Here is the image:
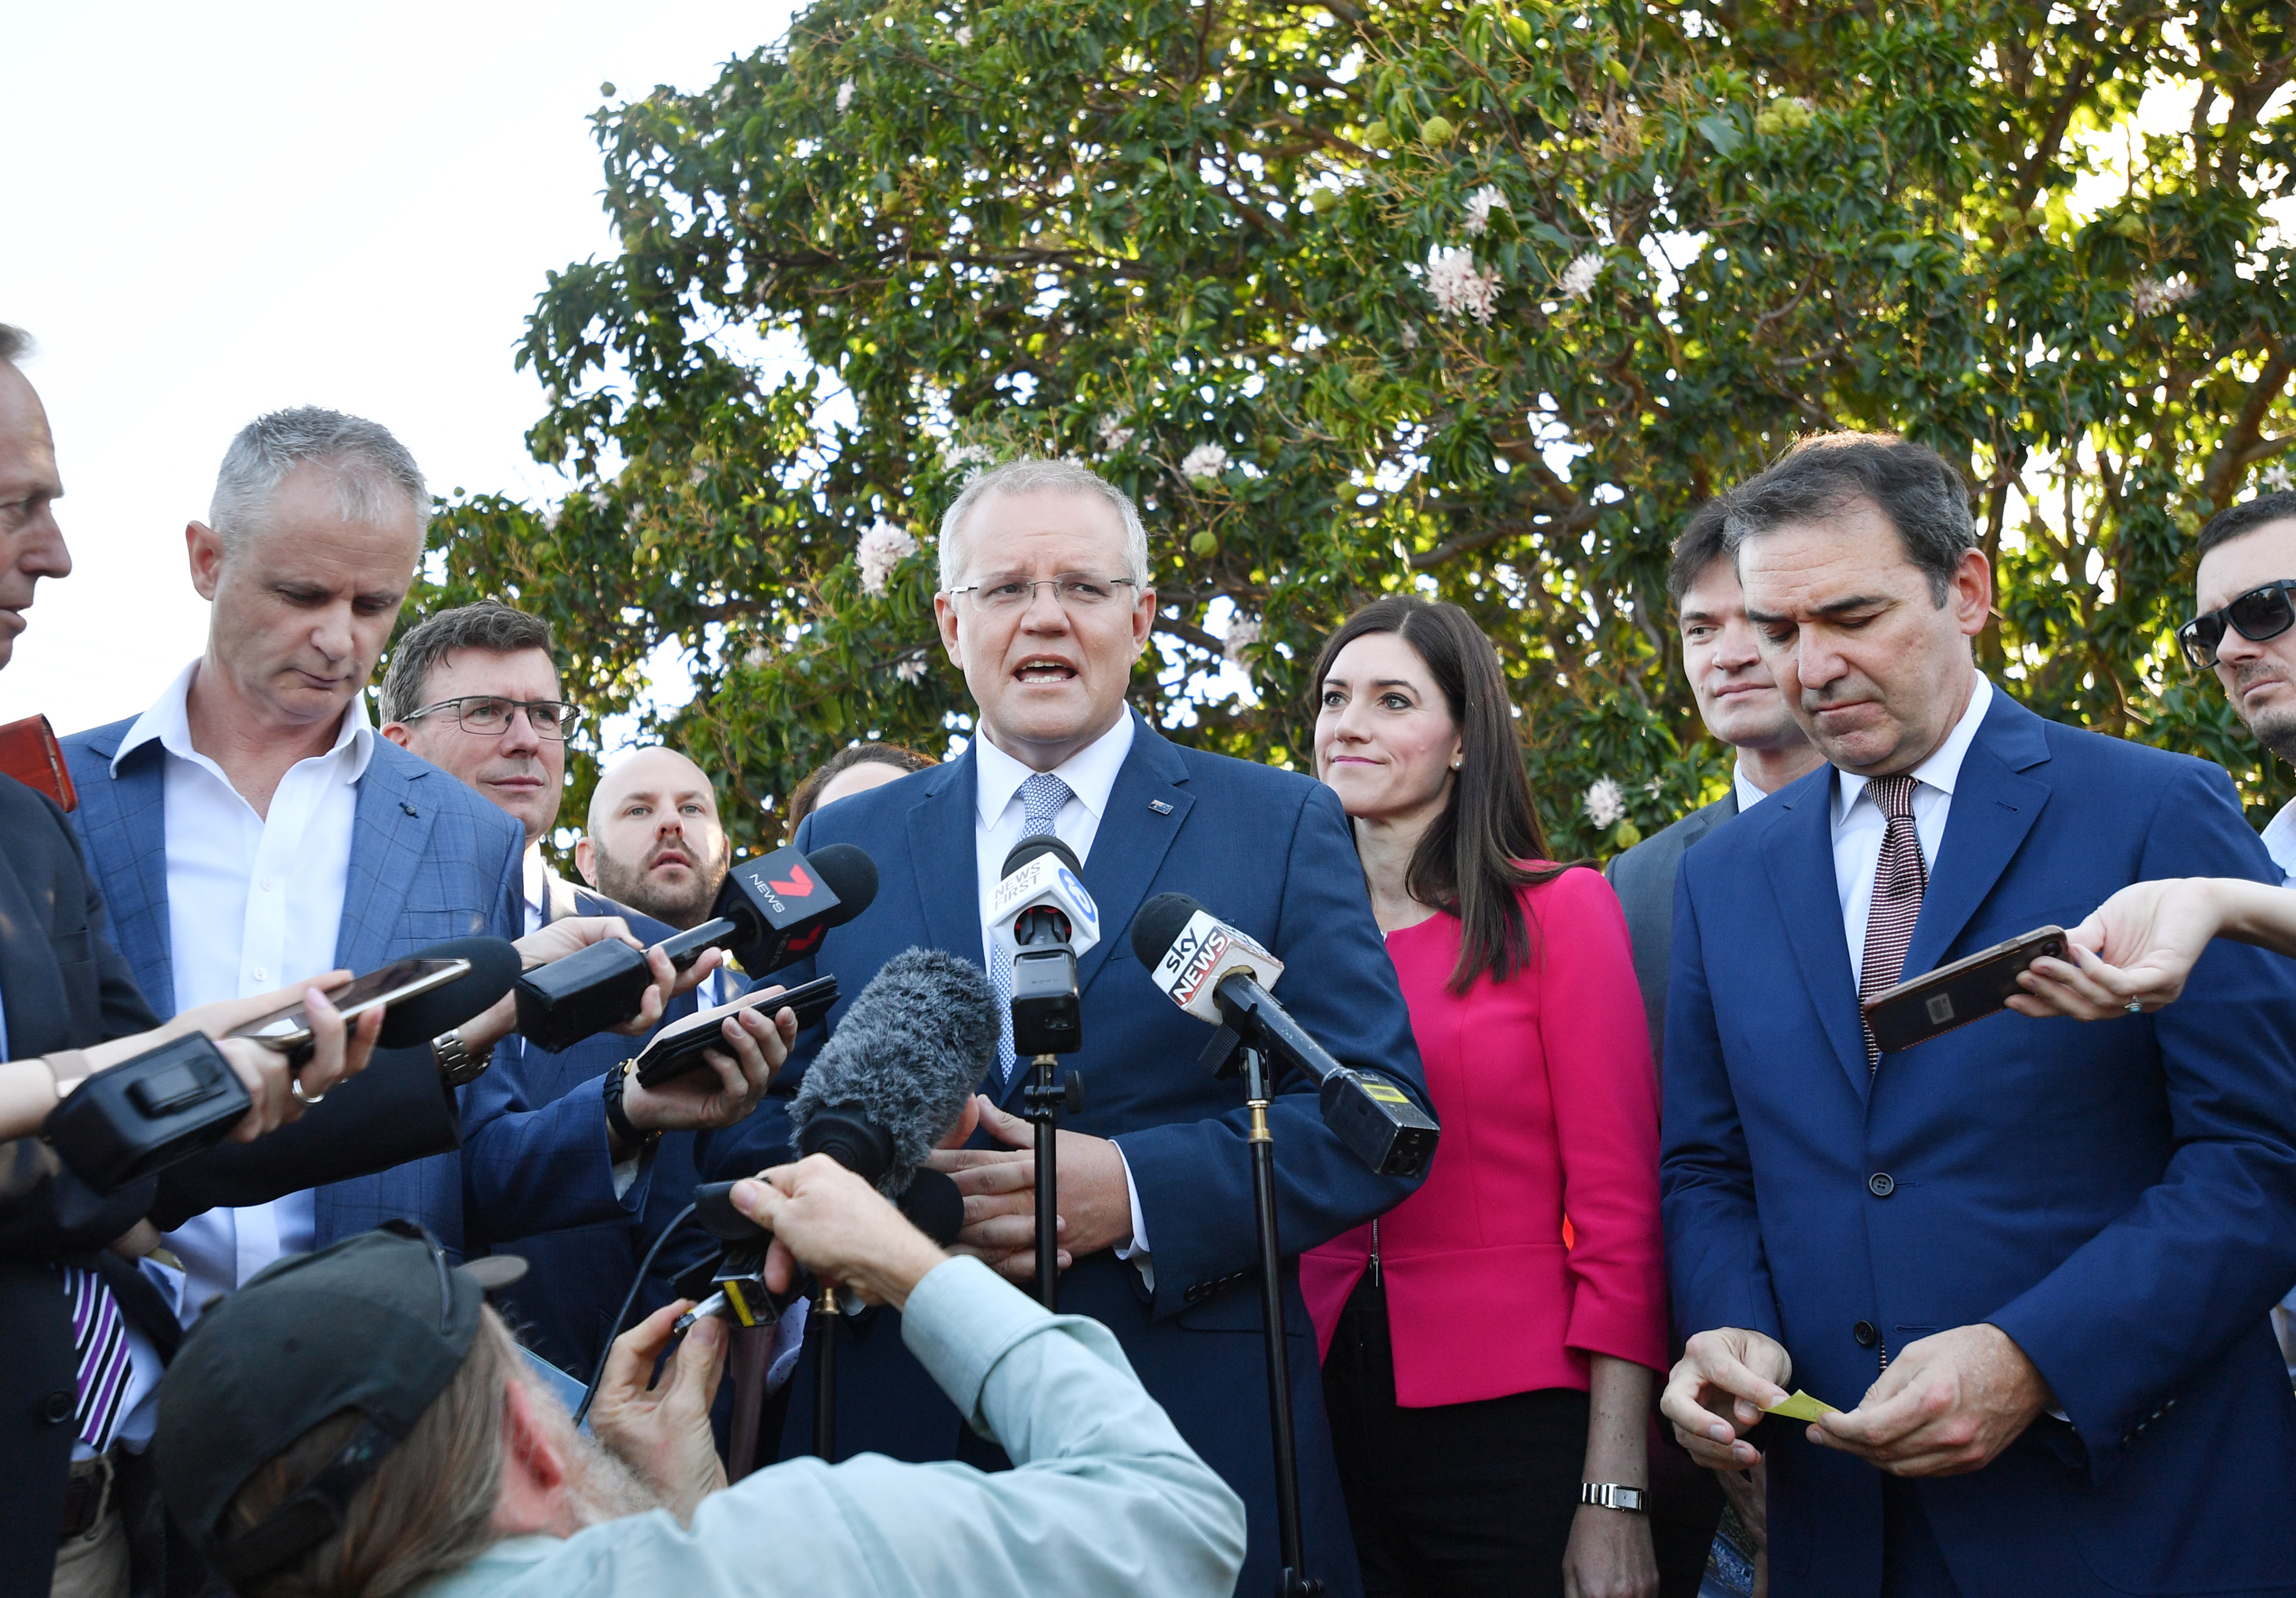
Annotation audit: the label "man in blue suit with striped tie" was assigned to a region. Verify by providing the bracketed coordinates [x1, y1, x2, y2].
[1658, 435, 2296, 1595]
[698, 457, 1430, 1598]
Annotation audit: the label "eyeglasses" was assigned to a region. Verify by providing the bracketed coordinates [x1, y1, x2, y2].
[943, 575, 1141, 613]
[400, 695, 583, 740]
[2178, 580, 2296, 670]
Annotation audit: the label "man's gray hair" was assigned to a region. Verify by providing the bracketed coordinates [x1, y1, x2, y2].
[937, 457, 1151, 590]
[379, 599, 558, 722]
[209, 406, 430, 554]
[1723, 433, 1976, 605]
[0, 324, 30, 365]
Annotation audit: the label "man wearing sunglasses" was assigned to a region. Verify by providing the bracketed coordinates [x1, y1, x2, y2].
[2186, 490, 2296, 876]
[379, 600, 784, 1382]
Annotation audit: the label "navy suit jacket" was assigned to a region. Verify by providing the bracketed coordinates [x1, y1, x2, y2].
[63, 719, 522, 1255]
[1662, 686, 2296, 1595]
[466, 879, 711, 1378]
[697, 714, 1428, 1598]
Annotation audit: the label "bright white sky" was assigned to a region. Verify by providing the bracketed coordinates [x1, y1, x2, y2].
[5, 4, 793, 738]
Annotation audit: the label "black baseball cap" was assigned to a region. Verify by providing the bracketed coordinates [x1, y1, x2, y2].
[152, 1224, 527, 1584]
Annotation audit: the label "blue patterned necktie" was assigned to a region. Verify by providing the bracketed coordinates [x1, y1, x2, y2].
[992, 771, 1075, 1083]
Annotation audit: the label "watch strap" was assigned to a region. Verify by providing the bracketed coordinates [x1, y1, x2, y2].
[602, 1060, 655, 1151]
[431, 1029, 493, 1087]
[1579, 1482, 1648, 1514]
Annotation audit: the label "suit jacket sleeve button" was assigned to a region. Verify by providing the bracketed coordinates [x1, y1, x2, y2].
[1867, 1172, 1895, 1197]
[41, 1387, 75, 1425]
[1853, 1320, 1878, 1348]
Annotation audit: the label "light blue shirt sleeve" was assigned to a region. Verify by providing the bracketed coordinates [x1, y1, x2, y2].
[415, 1257, 1245, 1598]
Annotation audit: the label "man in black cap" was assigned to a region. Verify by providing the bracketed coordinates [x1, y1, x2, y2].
[153, 1156, 1247, 1597]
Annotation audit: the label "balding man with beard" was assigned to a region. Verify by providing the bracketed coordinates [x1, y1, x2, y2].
[576, 748, 735, 945]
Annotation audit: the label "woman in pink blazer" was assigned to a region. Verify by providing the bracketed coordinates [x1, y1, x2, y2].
[1302, 596, 1667, 1598]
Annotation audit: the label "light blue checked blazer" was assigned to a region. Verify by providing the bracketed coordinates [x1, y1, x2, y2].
[62, 719, 523, 1254]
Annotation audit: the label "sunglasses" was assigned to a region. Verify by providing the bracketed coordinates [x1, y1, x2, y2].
[2179, 579, 2296, 670]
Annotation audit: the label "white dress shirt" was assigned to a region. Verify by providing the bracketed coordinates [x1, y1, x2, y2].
[1831, 673, 1994, 988]
[1731, 761, 1774, 816]
[971, 714, 1153, 1265]
[115, 661, 372, 1321]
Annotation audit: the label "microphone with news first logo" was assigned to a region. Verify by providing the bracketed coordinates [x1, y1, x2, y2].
[1132, 892, 1440, 1179]
[514, 843, 879, 1053]
[992, 835, 1100, 1057]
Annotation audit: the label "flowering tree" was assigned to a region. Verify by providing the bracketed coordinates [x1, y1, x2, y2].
[421, 0, 2295, 856]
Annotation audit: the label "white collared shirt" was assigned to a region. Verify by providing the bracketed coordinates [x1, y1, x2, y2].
[1731, 761, 1771, 816]
[2261, 800, 2296, 888]
[116, 660, 373, 1321]
[1831, 673, 1994, 988]
[970, 714, 1153, 1264]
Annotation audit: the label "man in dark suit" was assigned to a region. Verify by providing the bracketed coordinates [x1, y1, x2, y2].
[1609, 500, 1823, 1067]
[1659, 434, 2296, 1595]
[698, 457, 1430, 1597]
[377, 602, 783, 1378]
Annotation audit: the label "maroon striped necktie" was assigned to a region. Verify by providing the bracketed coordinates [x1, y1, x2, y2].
[1858, 773, 1928, 1071]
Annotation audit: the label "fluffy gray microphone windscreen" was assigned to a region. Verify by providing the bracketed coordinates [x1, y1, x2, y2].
[786, 946, 997, 1194]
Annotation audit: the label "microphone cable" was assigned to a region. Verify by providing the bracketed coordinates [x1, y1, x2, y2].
[573, 1199, 699, 1427]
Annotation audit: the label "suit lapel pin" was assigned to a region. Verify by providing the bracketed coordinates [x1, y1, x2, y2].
[1149, 799, 1174, 815]
[401, 801, 419, 817]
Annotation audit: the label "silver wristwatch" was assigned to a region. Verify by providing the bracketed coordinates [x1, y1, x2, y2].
[1580, 1483, 1648, 1514]
[431, 1029, 494, 1087]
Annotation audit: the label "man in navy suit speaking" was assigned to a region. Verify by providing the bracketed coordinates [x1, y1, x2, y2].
[700, 457, 1430, 1596]
[1658, 435, 2296, 1595]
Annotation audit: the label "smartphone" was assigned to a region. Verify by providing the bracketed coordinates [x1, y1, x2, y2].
[226, 958, 472, 1062]
[633, 974, 839, 1088]
[1861, 926, 2068, 1054]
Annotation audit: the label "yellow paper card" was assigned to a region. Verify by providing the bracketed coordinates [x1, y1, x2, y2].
[1762, 1389, 1838, 1422]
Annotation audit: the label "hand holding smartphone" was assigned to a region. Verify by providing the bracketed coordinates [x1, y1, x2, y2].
[1862, 927, 2068, 1053]
[226, 958, 471, 1066]
[634, 975, 838, 1088]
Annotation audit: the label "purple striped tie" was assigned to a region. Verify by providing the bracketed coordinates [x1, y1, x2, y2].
[63, 1265, 133, 1454]
[1858, 773, 1928, 1071]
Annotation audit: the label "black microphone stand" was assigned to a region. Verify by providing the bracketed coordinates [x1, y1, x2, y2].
[810, 1282, 840, 1461]
[1020, 1054, 1085, 1309]
[1198, 1026, 1321, 1598]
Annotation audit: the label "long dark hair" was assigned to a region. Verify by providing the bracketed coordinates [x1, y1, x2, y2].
[1311, 595, 1568, 993]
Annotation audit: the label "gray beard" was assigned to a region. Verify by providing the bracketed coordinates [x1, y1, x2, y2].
[590, 853, 722, 931]
[2254, 706, 2296, 769]
[562, 1435, 664, 1529]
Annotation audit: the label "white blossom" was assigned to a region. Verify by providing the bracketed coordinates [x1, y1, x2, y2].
[894, 656, 927, 683]
[2131, 275, 2195, 315]
[1399, 321, 1420, 350]
[1583, 777, 1627, 830]
[1224, 617, 1261, 665]
[943, 441, 993, 470]
[1426, 246, 1502, 324]
[836, 79, 856, 113]
[954, 24, 973, 45]
[1181, 442, 1230, 481]
[1463, 184, 1510, 236]
[1097, 415, 1136, 452]
[1559, 250, 1604, 302]
[2260, 460, 2295, 494]
[856, 518, 917, 596]
[743, 643, 769, 666]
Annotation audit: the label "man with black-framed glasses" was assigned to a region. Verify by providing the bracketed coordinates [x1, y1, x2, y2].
[378, 599, 784, 1381]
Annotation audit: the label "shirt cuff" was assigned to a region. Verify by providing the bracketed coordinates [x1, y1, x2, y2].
[1111, 1141, 1150, 1260]
[610, 1152, 642, 1201]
